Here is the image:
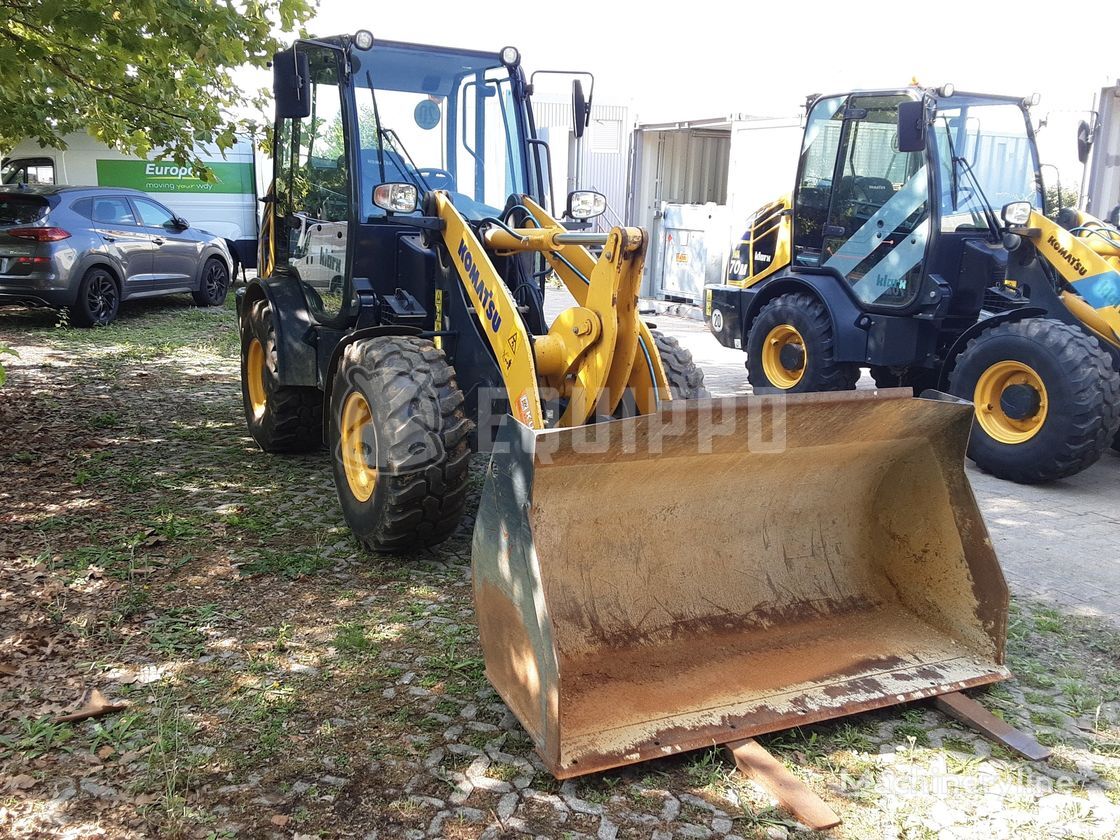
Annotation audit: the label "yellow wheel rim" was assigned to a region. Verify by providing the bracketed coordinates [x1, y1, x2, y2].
[246, 338, 267, 419]
[340, 391, 377, 503]
[761, 324, 807, 389]
[974, 360, 1048, 444]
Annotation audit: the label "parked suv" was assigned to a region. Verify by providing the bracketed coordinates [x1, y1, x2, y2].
[0, 185, 233, 326]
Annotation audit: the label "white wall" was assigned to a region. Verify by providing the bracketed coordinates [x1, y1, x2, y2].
[726, 117, 803, 233]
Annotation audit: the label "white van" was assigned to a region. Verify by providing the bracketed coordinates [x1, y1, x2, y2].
[1, 132, 260, 271]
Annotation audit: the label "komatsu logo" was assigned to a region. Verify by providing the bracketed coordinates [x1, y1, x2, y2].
[457, 239, 502, 332]
[753, 251, 772, 264]
[1047, 234, 1088, 277]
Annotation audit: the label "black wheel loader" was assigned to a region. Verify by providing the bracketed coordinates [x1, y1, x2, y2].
[706, 87, 1120, 483]
[239, 40, 1042, 807]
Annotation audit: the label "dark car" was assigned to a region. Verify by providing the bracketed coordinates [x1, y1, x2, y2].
[0, 185, 233, 326]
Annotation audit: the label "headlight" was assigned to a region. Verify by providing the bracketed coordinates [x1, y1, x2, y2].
[500, 46, 520, 67]
[353, 30, 374, 51]
[373, 183, 419, 214]
[1001, 201, 1033, 227]
[566, 190, 607, 221]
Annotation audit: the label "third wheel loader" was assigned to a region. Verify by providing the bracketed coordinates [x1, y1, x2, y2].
[240, 38, 1042, 810]
[707, 87, 1120, 483]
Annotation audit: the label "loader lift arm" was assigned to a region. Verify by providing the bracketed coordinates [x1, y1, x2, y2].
[434, 192, 672, 429]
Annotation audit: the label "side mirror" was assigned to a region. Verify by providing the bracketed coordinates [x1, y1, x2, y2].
[173, 217, 189, 230]
[897, 100, 927, 153]
[373, 183, 419, 214]
[1077, 120, 1092, 165]
[274, 49, 311, 120]
[572, 79, 590, 140]
[1001, 201, 1033, 227]
[566, 190, 606, 220]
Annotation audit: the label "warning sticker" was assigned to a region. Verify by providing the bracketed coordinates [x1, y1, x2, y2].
[517, 391, 534, 426]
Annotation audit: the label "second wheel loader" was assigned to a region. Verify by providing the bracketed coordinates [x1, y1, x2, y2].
[707, 87, 1120, 483]
[239, 36, 1037, 795]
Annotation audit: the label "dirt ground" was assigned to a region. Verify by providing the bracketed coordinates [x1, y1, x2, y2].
[1, 296, 1119, 839]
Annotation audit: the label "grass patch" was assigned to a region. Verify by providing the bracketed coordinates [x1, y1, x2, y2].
[334, 622, 375, 655]
[240, 548, 331, 579]
[1, 717, 76, 758]
[148, 604, 219, 657]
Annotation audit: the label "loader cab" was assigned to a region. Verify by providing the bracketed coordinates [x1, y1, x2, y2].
[266, 36, 541, 328]
[792, 89, 1042, 317]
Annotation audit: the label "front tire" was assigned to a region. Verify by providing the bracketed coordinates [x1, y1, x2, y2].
[650, 329, 709, 398]
[948, 318, 1120, 483]
[193, 258, 230, 307]
[746, 293, 859, 393]
[329, 336, 473, 553]
[240, 297, 322, 453]
[70, 268, 120, 327]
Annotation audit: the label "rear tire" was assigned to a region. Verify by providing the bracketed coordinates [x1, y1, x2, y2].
[70, 268, 120, 327]
[193, 257, 229, 307]
[948, 318, 1120, 483]
[650, 329, 709, 398]
[746, 293, 859, 393]
[241, 297, 322, 453]
[329, 336, 473, 553]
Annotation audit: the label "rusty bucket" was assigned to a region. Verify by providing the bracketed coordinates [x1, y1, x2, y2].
[472, 389, 1008, 778]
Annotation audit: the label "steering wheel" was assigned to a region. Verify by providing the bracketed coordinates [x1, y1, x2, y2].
[417, 168, 456, 191]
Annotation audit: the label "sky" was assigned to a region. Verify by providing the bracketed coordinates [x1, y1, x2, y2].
[272, 0, 1118, 188]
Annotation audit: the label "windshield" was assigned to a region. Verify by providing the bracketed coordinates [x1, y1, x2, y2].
[931, 97, 1042, 233]
[349, 44, 528, 221]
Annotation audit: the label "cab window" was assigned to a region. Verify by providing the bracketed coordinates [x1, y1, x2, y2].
[793, 96, 845, 264]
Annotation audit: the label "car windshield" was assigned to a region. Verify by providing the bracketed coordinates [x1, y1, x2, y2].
[931, 97, 1042, 232]
[348, 43, 527, 221]
[0, 194, 48, 226]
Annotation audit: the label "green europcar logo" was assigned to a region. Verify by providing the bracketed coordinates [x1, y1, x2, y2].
[95, 159, 252, 195]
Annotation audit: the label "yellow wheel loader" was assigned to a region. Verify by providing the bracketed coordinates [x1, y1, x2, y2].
[707, 88, 1120, 484]
[240, 40, 1042, 817]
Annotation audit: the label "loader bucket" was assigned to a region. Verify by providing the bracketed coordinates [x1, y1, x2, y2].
[472, 389, 1009, 778]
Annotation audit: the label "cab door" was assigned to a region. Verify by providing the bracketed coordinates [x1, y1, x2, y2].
[819, 95, 931, 309]
[271, 43, 352, 323]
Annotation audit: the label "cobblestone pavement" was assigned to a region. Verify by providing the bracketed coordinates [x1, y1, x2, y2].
[553, 290, 1120, 629]
[1, 298, 1119, 840]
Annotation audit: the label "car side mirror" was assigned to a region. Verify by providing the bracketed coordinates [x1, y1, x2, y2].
[897, 100, 927, 153]
[173, 217, 189, 230]
[274, 48, 311, 120]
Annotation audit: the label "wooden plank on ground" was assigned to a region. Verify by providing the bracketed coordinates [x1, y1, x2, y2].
[934, 690, 1051, 760]
[726, 737, 841, 830]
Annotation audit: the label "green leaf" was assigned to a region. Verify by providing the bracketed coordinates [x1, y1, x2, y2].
[0, 0, 315, 168]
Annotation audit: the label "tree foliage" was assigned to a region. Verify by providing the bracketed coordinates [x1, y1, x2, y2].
[0, 0, 315, 173]
[1044, 182, 1081, 220]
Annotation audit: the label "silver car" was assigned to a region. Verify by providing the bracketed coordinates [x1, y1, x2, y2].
[0, 185, 233, 326]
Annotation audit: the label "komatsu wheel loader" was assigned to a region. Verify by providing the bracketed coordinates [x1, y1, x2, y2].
[240, 39, 1039, 800]
[706, 87, 1120, 484]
